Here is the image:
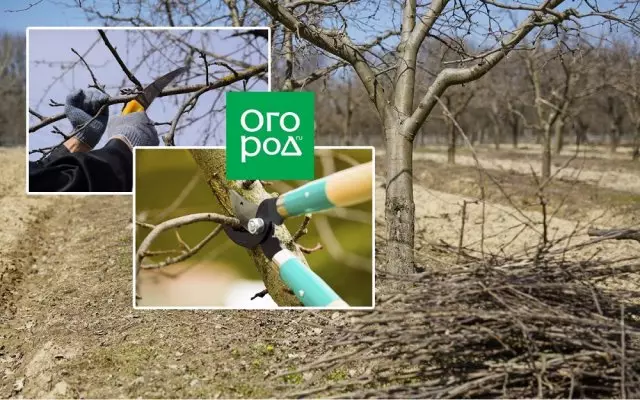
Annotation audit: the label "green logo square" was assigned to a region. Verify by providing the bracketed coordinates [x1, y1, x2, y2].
[226, 92, 315, 180]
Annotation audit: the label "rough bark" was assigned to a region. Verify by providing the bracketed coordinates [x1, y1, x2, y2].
[384, 124, 416, 274]
[189, 149, 303, 306]
[342, 81, 354, 145]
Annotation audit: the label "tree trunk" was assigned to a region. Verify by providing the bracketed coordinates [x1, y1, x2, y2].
[632, 124, 640, 161]
[553, 119, 565, 155]
[575, 123, 588, 146]
[342, 81, 353, 145]
[541, 127, 552, 180]
[511, 120, 519, 149]
[609, 124, 620, 154]
[447, 122, 456, 164]
[384, 127, 415, 274]
[493, 126, 501, 150]
[189, 149, 303, 306]
[478, 128, 485, 145]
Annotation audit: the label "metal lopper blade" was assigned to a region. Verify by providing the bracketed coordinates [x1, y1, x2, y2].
[229, 190, 259, 229]
[135, 66, 186, 109]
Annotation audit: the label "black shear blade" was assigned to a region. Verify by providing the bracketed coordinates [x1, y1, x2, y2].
[136, 66, 186, 108]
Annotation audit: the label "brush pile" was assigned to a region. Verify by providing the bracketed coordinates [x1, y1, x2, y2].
[285, 254, 640, 398]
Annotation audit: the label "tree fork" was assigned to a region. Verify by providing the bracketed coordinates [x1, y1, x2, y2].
[189, 149, 303, 306]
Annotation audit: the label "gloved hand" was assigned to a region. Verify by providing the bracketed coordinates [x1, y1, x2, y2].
[107, 112, 160, 149]
[65, 89, 110, 148]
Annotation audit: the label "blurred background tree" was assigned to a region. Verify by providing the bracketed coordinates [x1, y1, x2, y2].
[0, 32, 25, 146]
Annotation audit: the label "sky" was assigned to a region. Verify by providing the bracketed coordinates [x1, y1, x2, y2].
[1, 0, 90, 30]
[26, 28, 268, 159]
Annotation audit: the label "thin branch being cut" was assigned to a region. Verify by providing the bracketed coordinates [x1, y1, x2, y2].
[71, 48, 106, 94]
[136, 212, 240, 268]
[98, 29, 143, 90]
[140, 225, 226, 270]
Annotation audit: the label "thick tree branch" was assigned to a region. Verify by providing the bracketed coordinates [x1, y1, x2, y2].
[403, 0, 570, 139]
[254, 0, 388, 115]
[29, 63, 267, 133]
[189, 149, 305, 306]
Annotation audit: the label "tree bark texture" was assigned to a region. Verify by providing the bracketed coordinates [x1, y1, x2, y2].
[384, 127, 416, 274]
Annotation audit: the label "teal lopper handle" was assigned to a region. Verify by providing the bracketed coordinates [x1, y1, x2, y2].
[274, 250, 348, 307]
[276, 162, 373, 219]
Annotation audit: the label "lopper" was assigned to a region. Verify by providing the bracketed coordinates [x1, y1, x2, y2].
[224, 161, 373, 307]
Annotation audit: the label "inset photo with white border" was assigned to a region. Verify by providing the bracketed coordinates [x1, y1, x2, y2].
[26, 27, 270, 194]
[134, 146, 375, 309]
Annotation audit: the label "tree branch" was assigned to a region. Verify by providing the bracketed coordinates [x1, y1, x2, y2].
[136, 212, 241, 268]
[29, 63, 267, 133]
[98, 29, 144, 90]
[403, 0, 570, 139]
[254, 0, 388, 116]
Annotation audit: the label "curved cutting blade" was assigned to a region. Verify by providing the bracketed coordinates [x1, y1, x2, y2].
[229, 190, 259, 228]
[134, 66, 186, 109]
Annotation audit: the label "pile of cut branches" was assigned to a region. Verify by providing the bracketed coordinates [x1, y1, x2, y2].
[281, 253, 640, 398]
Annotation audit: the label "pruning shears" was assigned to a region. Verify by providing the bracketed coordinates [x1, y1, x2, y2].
[224, 161, 373, 307]
[121, 67, 186, 115]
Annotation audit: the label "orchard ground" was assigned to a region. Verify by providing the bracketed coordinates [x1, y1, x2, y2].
[1, 144, 638, 397]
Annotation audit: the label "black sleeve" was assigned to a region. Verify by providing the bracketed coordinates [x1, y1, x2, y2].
[29, 145, 72, 169]
[28, 139, 133, 192]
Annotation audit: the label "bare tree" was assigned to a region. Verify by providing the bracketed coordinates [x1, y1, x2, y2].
[253, 0, 639, 273]
[0, 32, 25, 146]
[56, 0, 639, 273]
[611, 40, 640, 160]
[438, 87, 475, 164]
[512, 38, 599, 178]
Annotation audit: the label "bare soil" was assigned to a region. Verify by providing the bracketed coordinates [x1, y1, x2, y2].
[410, 147, 640, 194]
[1, 146, 638, 398]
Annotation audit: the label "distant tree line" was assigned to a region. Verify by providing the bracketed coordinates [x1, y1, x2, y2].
[310, 36, 640, 162]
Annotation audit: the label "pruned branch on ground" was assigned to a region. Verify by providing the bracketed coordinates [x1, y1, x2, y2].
[588, 227, 640, 243]
[277, 246, 640, 398]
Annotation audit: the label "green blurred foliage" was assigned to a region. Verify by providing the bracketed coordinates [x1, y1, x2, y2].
[135, 148, 373, 306]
